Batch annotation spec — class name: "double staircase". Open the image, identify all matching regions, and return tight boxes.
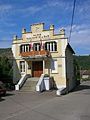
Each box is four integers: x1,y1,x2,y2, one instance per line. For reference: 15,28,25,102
20,77,39,91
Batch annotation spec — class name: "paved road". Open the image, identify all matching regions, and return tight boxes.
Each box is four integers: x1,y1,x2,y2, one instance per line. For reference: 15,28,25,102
0,81,90,120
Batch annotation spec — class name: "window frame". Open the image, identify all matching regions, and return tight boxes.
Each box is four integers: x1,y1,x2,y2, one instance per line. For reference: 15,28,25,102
20,44,31,53
51,59,58,73
45,41,57,52
33,43,41,51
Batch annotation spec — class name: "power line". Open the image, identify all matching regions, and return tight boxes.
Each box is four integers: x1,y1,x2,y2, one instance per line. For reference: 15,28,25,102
69,0,76,42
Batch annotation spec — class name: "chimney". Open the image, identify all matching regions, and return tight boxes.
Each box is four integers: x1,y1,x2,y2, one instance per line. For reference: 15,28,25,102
50,24,54,30
60,28,65,35
22,28,26,34
13,35,17,40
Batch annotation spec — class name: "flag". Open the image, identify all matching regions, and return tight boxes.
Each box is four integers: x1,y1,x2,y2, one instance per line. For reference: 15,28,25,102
40,39,43,49
30,43,33,50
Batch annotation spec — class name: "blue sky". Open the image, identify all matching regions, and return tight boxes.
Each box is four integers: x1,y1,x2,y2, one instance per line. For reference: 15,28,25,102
0,0,90,55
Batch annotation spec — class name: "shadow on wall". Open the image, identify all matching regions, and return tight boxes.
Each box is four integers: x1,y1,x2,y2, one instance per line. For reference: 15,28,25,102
50,76,57,90
65,44,77,92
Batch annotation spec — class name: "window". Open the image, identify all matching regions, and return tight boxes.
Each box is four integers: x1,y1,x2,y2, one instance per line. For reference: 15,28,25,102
51,60,58,73
20,44,31,53
33,43,41,51
26,44,30,52
45,41,57,51
20,61,25,73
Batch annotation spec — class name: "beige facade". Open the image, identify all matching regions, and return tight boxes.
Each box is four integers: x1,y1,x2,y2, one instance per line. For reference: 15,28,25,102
12,23,75,91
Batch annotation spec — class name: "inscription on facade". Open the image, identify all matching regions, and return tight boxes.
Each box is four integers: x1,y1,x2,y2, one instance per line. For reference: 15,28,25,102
26,33,50,40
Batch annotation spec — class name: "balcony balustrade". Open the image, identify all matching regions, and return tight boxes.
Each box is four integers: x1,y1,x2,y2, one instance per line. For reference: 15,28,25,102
20,50,50,58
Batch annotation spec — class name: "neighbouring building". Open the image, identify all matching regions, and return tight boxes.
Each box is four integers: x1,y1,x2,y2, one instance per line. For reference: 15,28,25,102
80,70,90,80
12,23,76,93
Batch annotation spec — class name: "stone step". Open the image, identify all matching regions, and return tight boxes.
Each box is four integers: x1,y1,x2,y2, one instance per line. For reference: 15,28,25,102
20,77,39,91
27,77,39,81
22,81,37,87
21,86,36,91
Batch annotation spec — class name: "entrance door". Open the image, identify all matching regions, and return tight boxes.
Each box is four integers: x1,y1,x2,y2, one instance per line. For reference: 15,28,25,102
32,61,43,77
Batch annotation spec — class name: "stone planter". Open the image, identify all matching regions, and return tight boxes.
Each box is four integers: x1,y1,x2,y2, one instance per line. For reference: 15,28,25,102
44,77,50,90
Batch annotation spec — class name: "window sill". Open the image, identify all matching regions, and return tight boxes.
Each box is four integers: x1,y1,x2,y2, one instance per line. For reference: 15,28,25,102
50,51,58,53
51,72,58,74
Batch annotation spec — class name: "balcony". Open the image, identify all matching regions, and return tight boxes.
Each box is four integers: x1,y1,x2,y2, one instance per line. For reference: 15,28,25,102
20,50,51,58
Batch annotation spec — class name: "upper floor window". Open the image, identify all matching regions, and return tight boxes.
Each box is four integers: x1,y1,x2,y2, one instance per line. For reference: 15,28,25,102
20,44,31,53
33,43,41,51
45,41,57,51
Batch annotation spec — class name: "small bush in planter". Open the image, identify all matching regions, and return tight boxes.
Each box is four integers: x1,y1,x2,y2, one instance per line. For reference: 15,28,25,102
44,74,49,77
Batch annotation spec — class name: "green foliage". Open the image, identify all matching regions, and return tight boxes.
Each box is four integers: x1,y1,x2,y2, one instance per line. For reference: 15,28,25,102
74,55,90,70
0,48,13,83
0,48,12,58
73,58,80,82
0,56,13,79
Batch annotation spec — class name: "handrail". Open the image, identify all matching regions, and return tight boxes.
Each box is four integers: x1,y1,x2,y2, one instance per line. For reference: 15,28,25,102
15,74,31,90
56,87,66,96
36,74,45,92
36,74,51,92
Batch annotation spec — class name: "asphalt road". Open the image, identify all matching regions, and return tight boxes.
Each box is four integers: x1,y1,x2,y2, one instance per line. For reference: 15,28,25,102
0,81,90,120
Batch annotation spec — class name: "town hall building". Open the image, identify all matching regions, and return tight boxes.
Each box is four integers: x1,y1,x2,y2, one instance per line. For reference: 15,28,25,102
12,23,76,95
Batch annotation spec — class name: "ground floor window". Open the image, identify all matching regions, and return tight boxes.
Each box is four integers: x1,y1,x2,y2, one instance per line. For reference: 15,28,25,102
20,61,25,73
51,59,58,73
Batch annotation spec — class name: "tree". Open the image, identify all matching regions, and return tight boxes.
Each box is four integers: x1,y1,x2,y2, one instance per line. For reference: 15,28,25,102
0,56,12,83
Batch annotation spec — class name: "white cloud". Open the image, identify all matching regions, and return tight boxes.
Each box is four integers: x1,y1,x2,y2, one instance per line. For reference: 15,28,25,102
0,21,16,27
18,6,43,15
0,4,12,19
0,4,17,27
46,0,72,9
70,25,90,45
0,1,89,53
0,4,12,10
65,24,90,54
55,24,90,54
13,0,72,17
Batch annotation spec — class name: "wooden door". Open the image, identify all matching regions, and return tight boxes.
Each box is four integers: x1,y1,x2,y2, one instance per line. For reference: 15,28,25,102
32,61,43,77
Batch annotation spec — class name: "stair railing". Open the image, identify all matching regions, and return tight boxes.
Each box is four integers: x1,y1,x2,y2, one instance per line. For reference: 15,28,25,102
15,74,31,90
56,86,66,96
36,74,45,92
